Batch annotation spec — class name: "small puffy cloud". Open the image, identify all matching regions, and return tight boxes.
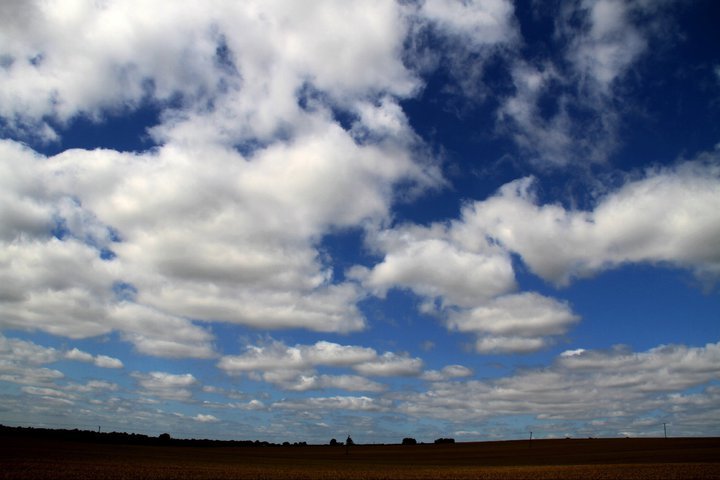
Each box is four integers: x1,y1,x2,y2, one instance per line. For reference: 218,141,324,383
65,380,119,393
64,348,94,363
93,355,123,369
273,395,389,413
193,414,219,423
132,371,198,401
0,333,60,365
218,340,376,373
422,365,473,382
22,386,74,400
448,292,580,354
218,339,422,389
353,352,424,377
262,373,385,393
0,334,65,386
65,348,123,368
361,233,516,307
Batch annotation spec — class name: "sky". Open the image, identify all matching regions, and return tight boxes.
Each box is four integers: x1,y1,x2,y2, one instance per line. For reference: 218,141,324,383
1,0,719,444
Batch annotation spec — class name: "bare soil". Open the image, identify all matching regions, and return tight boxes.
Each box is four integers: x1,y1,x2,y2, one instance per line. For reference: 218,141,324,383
2,436,719,479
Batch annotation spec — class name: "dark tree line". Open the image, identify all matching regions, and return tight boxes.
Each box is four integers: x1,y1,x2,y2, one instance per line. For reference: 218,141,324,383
0,424,305,448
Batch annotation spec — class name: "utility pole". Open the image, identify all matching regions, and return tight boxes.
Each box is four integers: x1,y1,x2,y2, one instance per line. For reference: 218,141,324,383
529,431,533,449
663,423,667,439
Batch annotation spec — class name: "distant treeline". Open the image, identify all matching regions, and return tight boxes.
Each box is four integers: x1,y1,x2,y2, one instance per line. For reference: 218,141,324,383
0,424,458,447
0,424,301,447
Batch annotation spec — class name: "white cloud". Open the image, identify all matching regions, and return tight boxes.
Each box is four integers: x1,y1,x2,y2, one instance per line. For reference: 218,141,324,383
0,334,64,385
0,0,422,143
218,339,422,389
65,348,123,368
218,340,376,373
495,0,671,167
94,355,124,369
273,395,389,413
64,348,94,363
398,341,720,428
262,372,385,393
448,293,579,353
0,0,451,357
418,0,516,48
133,371,198,401
22,385,74,400
360,227,516,307
358,204,578,353
422,364,473,382
65,380,119,393
467,159,720,285
353,352,424,377
193,413,219,423
566,0,646,94
497,61,586,167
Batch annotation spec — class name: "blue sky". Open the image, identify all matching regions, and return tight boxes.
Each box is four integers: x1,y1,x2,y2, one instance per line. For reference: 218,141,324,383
1,0,719,443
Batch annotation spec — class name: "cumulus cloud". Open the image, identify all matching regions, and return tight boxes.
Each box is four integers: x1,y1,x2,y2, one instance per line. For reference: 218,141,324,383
0,334,64,385
0,0,451,358
218,339,422,390
448,293,579,353
65,348,123,368
132,371,199,401
467,159,720,285
352,352,424,377
358,224,515,307
357,204,577,353
193,414,219,423
358,151,719,353
0,334,122,392
421,364,473,382
399,341,720,432
65,380,119,393
273,395,389,413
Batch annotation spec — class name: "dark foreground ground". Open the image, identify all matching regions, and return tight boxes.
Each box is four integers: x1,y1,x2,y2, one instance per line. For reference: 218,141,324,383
1,435,719,479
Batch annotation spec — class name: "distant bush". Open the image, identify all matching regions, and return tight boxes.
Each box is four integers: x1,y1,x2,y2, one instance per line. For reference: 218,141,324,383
402,437,417,445
159,433,171,442
434,437,455,444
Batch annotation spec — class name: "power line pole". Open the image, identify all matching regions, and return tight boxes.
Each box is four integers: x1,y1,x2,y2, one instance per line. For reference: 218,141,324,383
663,423,667,439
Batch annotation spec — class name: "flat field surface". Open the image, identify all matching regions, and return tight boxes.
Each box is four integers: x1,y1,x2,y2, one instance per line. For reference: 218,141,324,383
1,436,719,479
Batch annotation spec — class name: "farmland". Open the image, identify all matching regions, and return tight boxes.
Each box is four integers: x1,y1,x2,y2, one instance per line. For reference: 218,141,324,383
1,434,719,479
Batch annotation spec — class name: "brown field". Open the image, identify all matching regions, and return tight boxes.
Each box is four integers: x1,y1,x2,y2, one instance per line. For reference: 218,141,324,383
1,436,719,479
